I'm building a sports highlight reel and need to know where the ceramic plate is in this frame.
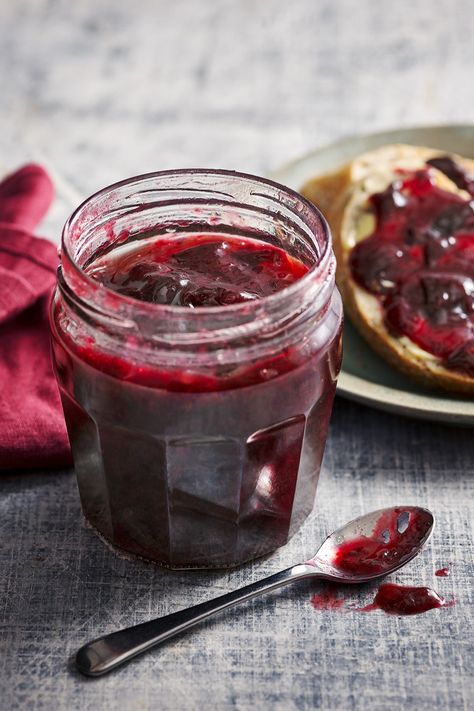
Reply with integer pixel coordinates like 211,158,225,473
271,125,474,425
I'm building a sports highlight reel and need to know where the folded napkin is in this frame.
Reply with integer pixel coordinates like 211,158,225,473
0,164,72,469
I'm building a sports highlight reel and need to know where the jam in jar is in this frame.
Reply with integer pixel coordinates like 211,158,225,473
51,170,342,568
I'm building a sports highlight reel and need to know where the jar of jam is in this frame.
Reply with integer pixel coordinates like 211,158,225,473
51,170,343,568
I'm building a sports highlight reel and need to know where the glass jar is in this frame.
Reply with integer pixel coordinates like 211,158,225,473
51,170,343,569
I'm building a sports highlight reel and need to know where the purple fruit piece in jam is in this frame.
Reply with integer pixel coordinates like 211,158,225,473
427,155,474,194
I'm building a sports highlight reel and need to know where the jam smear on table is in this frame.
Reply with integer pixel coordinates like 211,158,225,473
311,583,454,615
349,156,474,377
359,583,453,615
88,233,308,308
310,586,347,611
310,583,453,616
435,567,450,577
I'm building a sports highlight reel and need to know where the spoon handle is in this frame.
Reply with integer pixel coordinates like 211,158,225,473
76,563,315,676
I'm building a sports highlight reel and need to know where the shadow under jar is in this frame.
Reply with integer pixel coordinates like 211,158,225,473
51,170,343,569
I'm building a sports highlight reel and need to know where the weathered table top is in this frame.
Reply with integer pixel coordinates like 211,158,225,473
1,1,473,709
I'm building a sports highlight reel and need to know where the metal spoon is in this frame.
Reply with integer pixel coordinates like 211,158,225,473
76,505,434,676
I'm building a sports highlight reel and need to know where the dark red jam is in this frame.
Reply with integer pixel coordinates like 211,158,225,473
52,229,342,568
360,583,452,615
435,567,450,577
331,507,432,576
62,235,313,393
310,582,453,616
87,234,308,307
349,157,474,377
310,583,453,616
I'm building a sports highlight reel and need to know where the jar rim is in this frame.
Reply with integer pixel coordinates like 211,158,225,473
61,168,333,322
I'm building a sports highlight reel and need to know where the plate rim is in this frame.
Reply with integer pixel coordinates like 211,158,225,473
271,123,474,425
338,371,474,424
271,122,474,181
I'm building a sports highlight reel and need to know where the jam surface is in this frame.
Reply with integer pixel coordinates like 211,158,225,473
63,234,314,392
88,234,308,308
349,156,474,377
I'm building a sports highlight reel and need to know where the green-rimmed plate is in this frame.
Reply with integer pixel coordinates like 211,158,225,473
272,125,474,425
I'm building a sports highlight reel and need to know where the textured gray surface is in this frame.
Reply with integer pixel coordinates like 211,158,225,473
0,1,473,709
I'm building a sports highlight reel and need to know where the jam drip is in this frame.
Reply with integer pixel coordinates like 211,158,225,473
349,158,474,376
88,234,308,308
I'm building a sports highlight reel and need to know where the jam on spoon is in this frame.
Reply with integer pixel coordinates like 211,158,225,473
327,506,432,576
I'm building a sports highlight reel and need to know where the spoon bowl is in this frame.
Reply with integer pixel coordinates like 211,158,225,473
310,506,435,582
76,505,434,676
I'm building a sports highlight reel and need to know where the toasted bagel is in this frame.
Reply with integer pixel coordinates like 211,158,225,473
301,144,474,394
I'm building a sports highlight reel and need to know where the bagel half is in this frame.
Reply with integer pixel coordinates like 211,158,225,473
301,144,474,395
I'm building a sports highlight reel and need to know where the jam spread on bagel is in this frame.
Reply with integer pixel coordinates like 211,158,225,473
349,156,474,377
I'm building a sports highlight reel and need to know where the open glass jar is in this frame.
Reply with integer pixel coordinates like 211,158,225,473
51,170,342,568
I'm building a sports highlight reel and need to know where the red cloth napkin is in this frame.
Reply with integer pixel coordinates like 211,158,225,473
0,164,72,469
